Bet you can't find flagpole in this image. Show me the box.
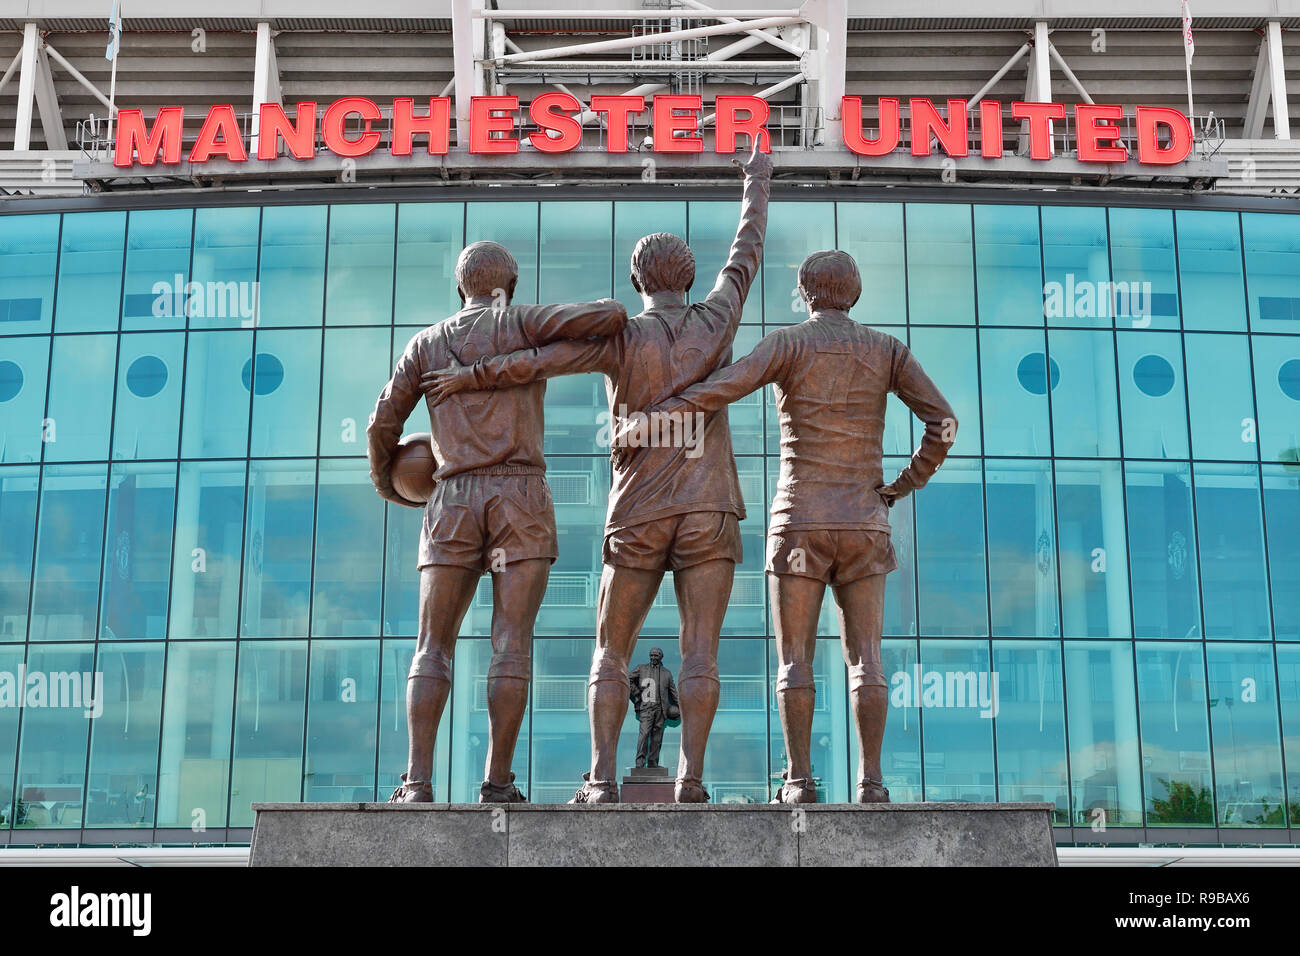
[1182,1,1195,121]
[107,2,120,148]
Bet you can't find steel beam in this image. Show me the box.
[1266,20,1290,139]
[42,43,115,114]
[477,9,802,19]
[251,22,282,153]
[1243,38,1270,139]
[32,45,67,150]
[14,23,39,151]
[491,17,803,65]
[0,51,20,96]
[680,0,805,57]
[967,42,1030,107]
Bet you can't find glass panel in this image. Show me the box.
[0,334,49,464]
[170,460,246,640]
[1262,465,1300,641]
[0,212,59,334]
[1242,212,1300,334]
[993,640,1069,822]
[1251,333,1300,463]
[882,640,922,801]
[916,640,996,801]
[1184,333,1258,461]
[1194,464,1270,641]
[915,459,988,637]
[1107,207,1180,331]
[1278,645,1300,823]
[907,326,980,455]
[723,456,766,637]
[539,201,612,303]
[395,202,463,327]
[768,638,849,801]
[537,456,607,637]
[1056,460,1132,638]
[708,639,768,803]
[979,328,1052,456]
[189,207,259,330]
[1064,641,1143,826]
[1176,210,1247,331]
[54,211,126,333]
[836,202,906,328]
[975,204,1044,326]
[112,331,184,460]
[1135,643,1214,827]
[614,201,686,314]
[1126,462,1200,640]
[312,459,384,637]
[241,459,315,638]
[466,202,538,304]
[100,462,175,641]
[1048,329,1120,458]
[121,208,193,331]
[320,327,393,456]
[257,206,326,327]
[229,640,307,825]
[84,643,165,827]
[156,641,235,829]
[180,330,253,459]
[378,639,451,799]
[905,203,974,325]
[0,467,38,641]
[304,640,379,801]
[248,328,322,459]
[883,455,916,637]
[1117,330,1189,460]
[29,465,106,642]
[449,639,530,801]
[1206,644,1286,827]
[531,638,604,804]
[383,498,422,638]
[0,646,21,825]
[44,333,116,462]
[12,644,95,829]
[764,202,835,325]
[1042,205,1110,329]
[727,326,765,456]
[687,201,760,324]
[325,203,395,326]
[986,459,1059,638]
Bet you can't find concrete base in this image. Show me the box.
[250,802,1057,867]
[620,766,675,803]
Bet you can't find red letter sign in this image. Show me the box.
[469,96,520,154]
[392,97,450,155]
[528,92,583,153]
[714,95,770,153]
[257,102,316,161]
[1010,102,1067,160]
[589,95,645,153]
[321,97,382,158]
[1075,104,1128,163]
[910,98,968,157]
[113,107,184,167]
[842,97,900,156]
[189,105,248,163]
[1135,106,1193,165]
[979,100,1004,158]
[653,95,703,153]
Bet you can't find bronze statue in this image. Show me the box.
[616,250,956,804]
[629,647,680,769]
[367,240,628,803]
[421,145,772,802]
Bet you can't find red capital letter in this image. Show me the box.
[714,95,770,153]
[469,96,520,154]
[1010,102,1067,160]
[1075,104,1128,163]
[653,95,703,153]
[979,100,1003,158]
[114,106,184,167]
[589,95,646,153]
[392,97,450,155]
[257,102,316,161]
[321,97,382,158]
[842,97,900,156]
[188,105,248,163]
[910,98,968,157]
[528,92,583,153]
[1136,106,1193,165]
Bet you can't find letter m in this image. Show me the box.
[114,107,185,167]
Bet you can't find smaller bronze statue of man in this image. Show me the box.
[628,647,680,769]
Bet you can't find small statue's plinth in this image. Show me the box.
[621,765,675,803]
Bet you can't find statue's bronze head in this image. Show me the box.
[629,233,695,297]
[455,240,518,305]
[797,249,862,312]
[649,647,664,665]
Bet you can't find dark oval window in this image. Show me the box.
[1133,354,1175,397]
[241,353,284,395]
[1016,353,1060,396]
[1279,358,1300,402]
[0,360,22,402]
[126,355,168,398]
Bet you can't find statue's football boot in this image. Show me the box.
[856,778,891,804]
[674,776,710,803]
[388,773,434,803]
[479,771,528,803]
[568,772,618,804]
[770,770,817,804]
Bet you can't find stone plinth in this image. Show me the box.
[620,766,675,803]
[250,802,1057,867]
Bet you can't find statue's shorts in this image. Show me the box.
[765,528,898,587]
[603,511,742,572]
[418,467,558,572]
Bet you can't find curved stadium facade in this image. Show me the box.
[0,0,1298,852]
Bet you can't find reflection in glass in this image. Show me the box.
[1176,210,1246,331]
[121,208,192,331]
[395,202,463,326]
[312,459,384,637]
[466,202,538,303]
[230,640,307,825]
[0,212,58,333]
[30,465,106,641]
[449,639,530,801]
[379,639,451,798]
[12,644,95,828]
[1126,461,1200,640]
[0,646,21,825]
[248,329,321,459]
[1108,207,1179,330]
[1206,644,1285,826]
[156,641,235,828]
[1263,466,1300,641]
[54,211,125,333]
[241,460,315,638]
[189,207,259,330]
[320,327,393,456]
[170,461,245,639]
[908,326,981,455]
[975,204,1043,325]
[44,334,116,463]
[0,468,37,641]
[916,640,995,801]
[100,463,175,641]
[987,459,1059,637]
[1056,461,1131,638]
[769,639,848,801]
[764,202,834,325]
[180,330,253,459]
[1250,334,1300,463]
[1277,645,1300,823]
[1136,643,1214,827]
[1042,205,1110,329]
[0,335,49,463]
[915,459,987,637]
[326,203,395,325]
[258,206,326,326]
[113,332,184,460]
[906,203,974,325]
[539,202,612,304]
[882,640,921,801]
[1064,641,1142,826]
[1184,333,1257,461]
[1242,212,1300,333]
[305,641,379,800]
[993,640,1068,821]
[1117,331,1189,459]
[1048,330,1120,457]
[85,643,165,826]
[1194,464,1270,640]
[836,202,906,327]
[687,201,761,324]
[980,328,1051,456]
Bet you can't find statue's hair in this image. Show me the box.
[630,233,695,295]
[797,250,862,311]
[649,646,665,657]
[456,241,518,299]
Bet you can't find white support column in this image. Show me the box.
[1244,38,1270,139]
[251,22,282,153]
[32,45,67,150]
[451,0,485,147]
[14,23,39,150]
[1266,21,1291,140]
[1033,21,1052,104]
[805,0,847,148]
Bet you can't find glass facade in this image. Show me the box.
[1,194,1298,841]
